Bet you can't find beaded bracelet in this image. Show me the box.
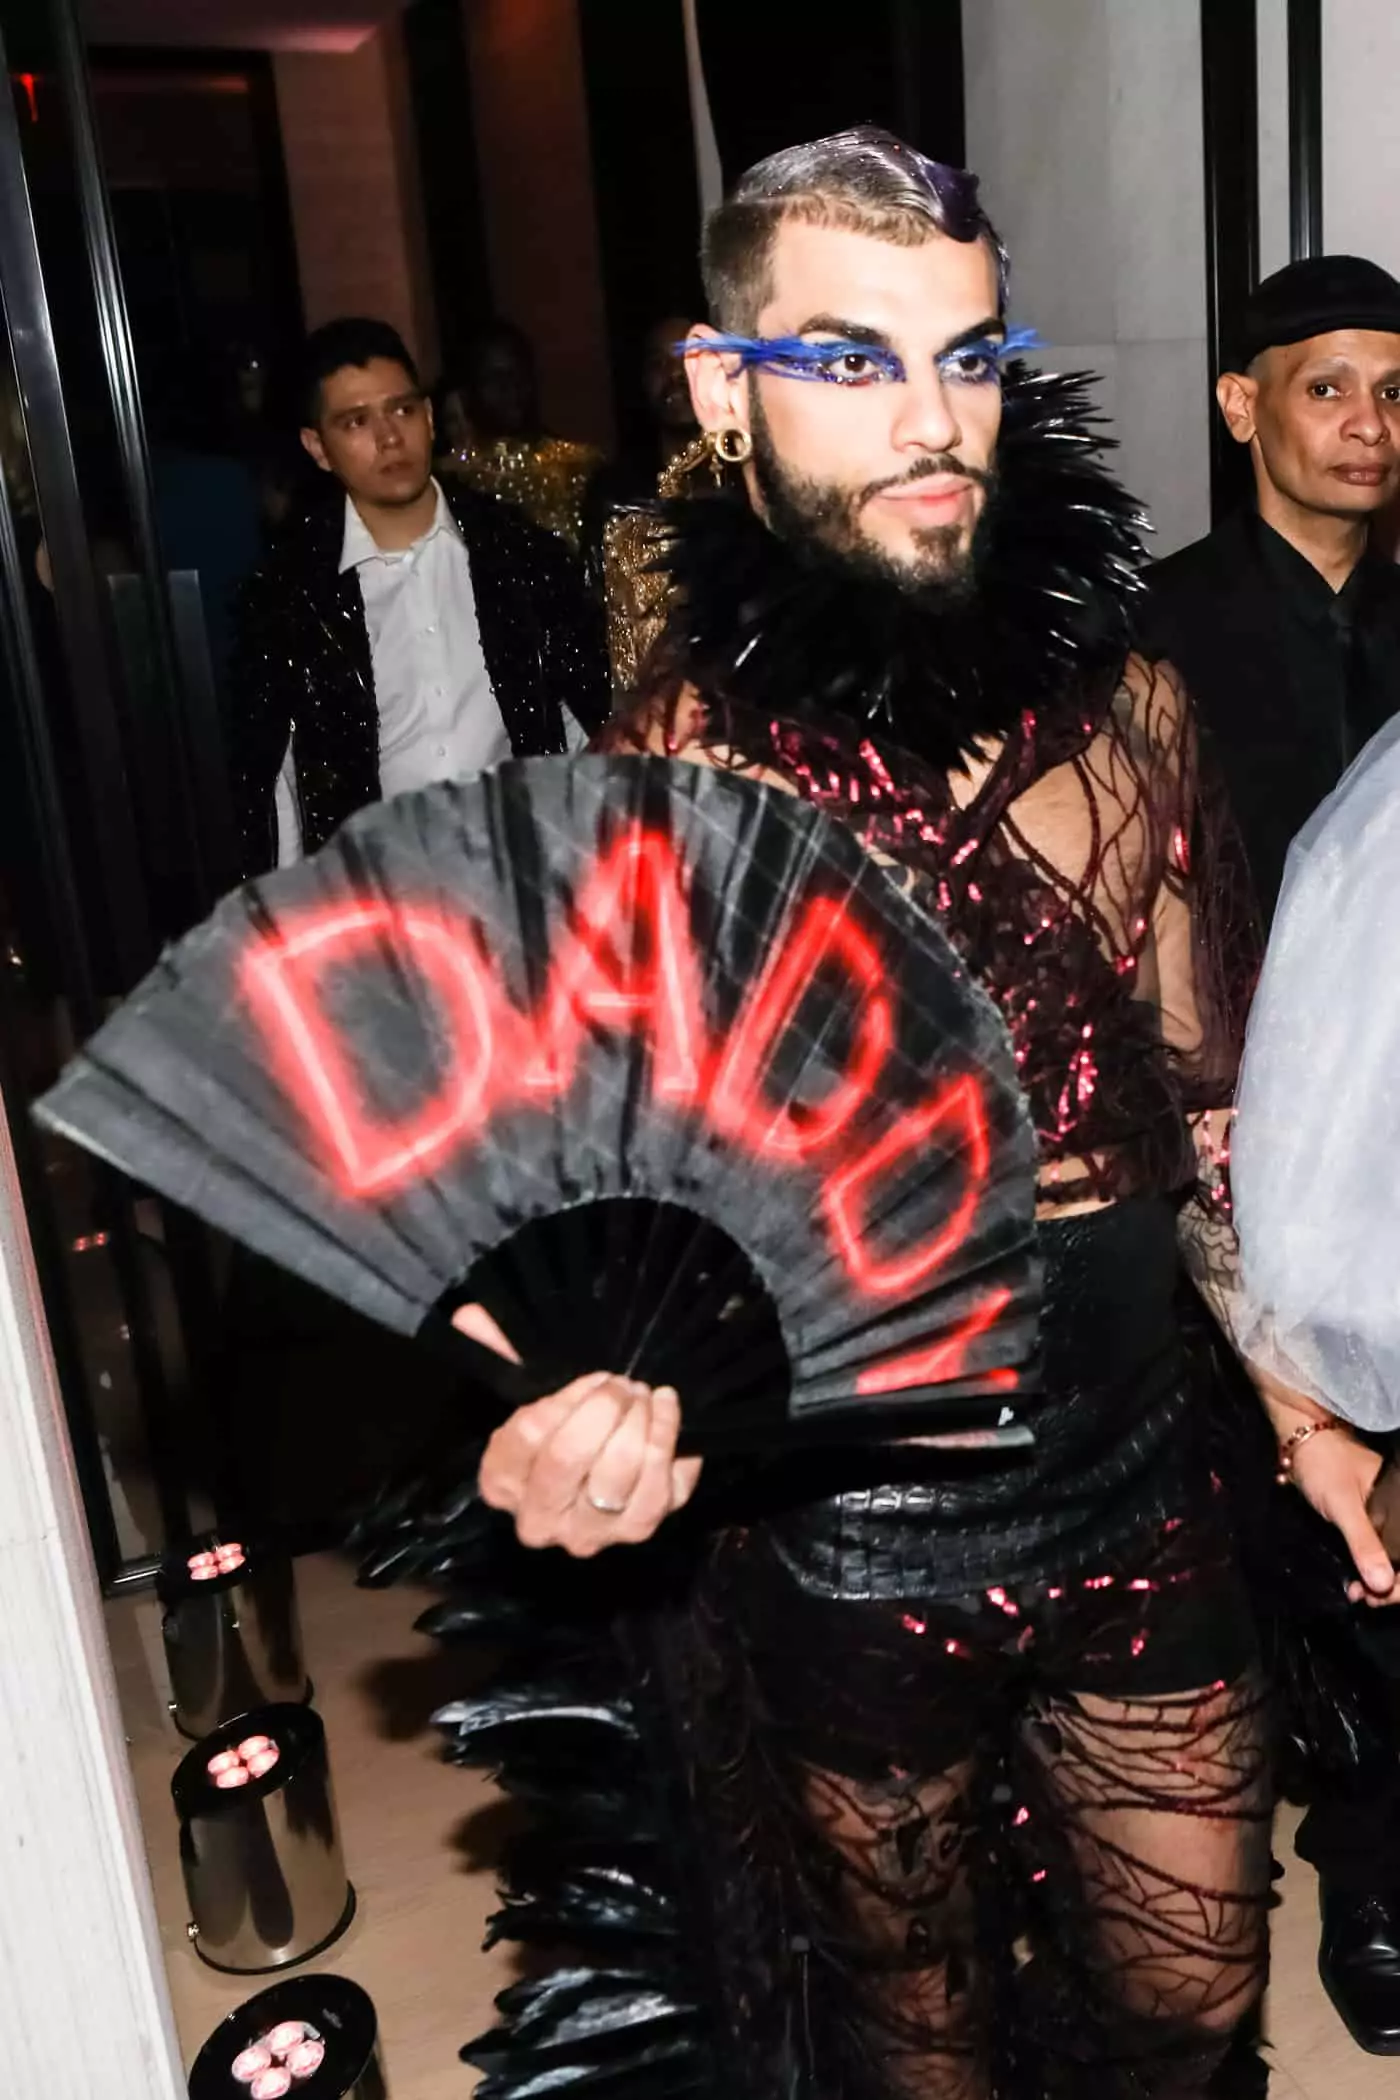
[1275,1416,1343,1485]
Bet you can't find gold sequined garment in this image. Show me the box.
[601,435,741,694]
[601,508,671,695]
[442,437,603,551]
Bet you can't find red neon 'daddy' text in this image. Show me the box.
[710,895,894,1157]
[524,829,706,1102]
[239,828,1010,1383]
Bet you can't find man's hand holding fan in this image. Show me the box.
[38,756,1041,1551]
[454,1304,702,1556]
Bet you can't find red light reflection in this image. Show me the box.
[188,1541,246,1581]
[233,2018,324,2092]
[208,1733,281,1790]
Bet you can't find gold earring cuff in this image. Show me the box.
[713,426,753,465]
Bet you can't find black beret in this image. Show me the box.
[1231,254,1400,369]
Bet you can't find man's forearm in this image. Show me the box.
[1177,1194,1332,1434]
[1176,1190,1245,1345]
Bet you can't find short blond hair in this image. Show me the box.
[702,125,1007,333]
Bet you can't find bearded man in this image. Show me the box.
[367,129,1364,2099]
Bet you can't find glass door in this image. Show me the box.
[0,0,268,1586]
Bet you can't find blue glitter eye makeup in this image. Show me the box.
[938,329,1041,384]
[681,325,1040,388]
[697,336,907,385]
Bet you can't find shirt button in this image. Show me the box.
[423,623,436,635]
[435,744,447,759]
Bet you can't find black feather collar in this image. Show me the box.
[652,367,1148,774]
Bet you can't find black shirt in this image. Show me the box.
[1253,516,1383,771]
[1138,509,1400,925]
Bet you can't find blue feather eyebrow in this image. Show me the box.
[680,325,1040,384]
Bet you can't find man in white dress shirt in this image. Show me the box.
[228,317,608,880]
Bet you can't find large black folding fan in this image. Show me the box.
[38,755,1041,1452]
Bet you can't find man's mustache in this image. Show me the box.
[861,455,994,503]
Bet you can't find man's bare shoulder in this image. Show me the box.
[1114,648,1193,760]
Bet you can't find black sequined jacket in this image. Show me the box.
[225,481,609,879]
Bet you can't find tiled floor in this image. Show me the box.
[108,1554,1400,2098]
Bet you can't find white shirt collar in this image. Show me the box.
[339,477,456,573]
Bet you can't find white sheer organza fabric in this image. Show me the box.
[1233,715,1400,1429]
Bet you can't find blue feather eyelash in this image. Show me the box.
[680,325,1041,386]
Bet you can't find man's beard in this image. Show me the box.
[749,391,996,605]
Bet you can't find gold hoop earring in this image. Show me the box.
[712,425,753,465]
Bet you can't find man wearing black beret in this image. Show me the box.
[1140,254,1400,2054]
[1141,255,1400,922]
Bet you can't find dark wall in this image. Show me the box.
[402,0,492,381]
[575,2,967,456]
[695,0,965,180]
[577,0,704,457]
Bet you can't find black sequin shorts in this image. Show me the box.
[714,1495,1259,1788]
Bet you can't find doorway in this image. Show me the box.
[0,0,301,1589]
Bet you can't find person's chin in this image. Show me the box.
[373,468,431,503]
[1323,470,1398,512]
[869,520,969,574]
[869,538,932,580]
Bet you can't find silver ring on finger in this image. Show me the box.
[585,1488,629,1515]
